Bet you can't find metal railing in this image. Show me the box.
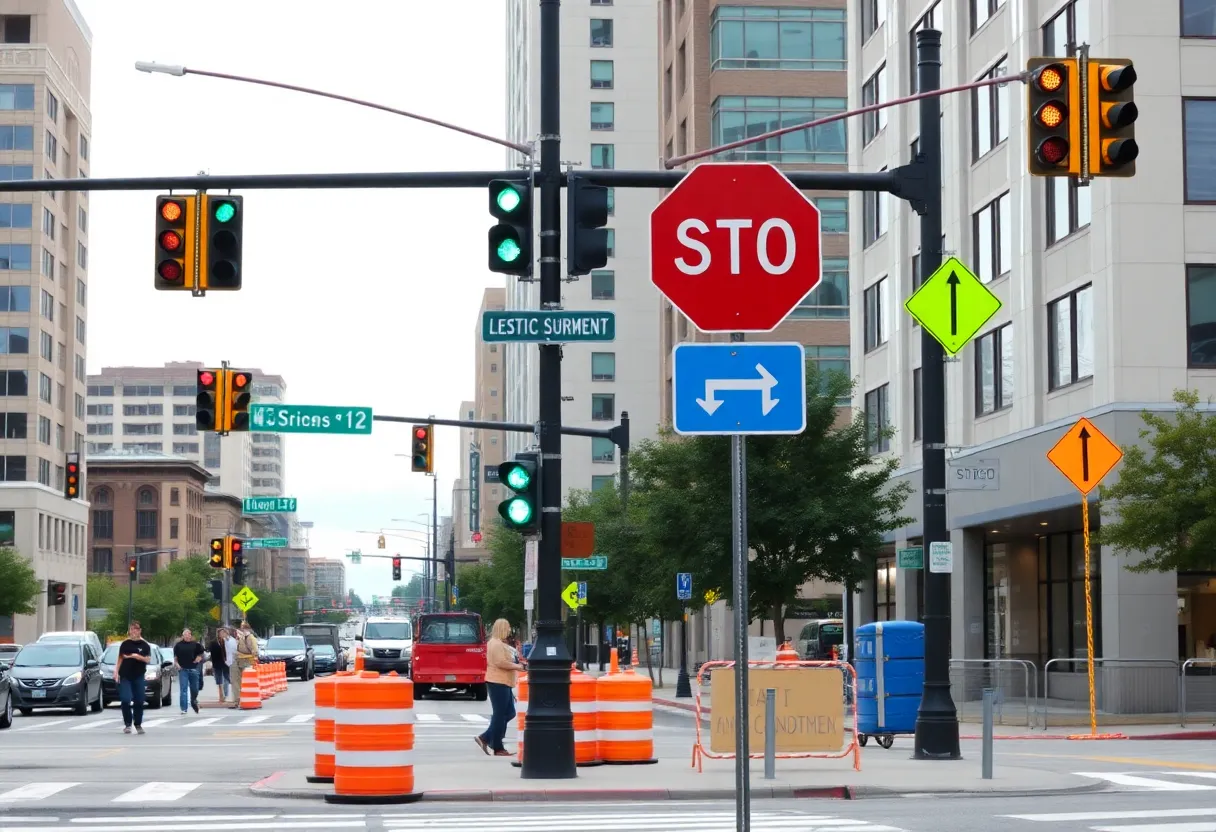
[1180,658,1216,727]
[1042,658,1180,727]
[949,659,1038,728]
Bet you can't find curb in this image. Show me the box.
[1128,730,1216,740]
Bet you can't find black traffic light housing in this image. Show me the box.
[128,558,138,582]
[197,368,222,432]
[411,424,433,473]
[225,370,254,432]
[488,178,533,276]
[232,538,245,585]
[392,557,402,581]
[566,175,610,276]
[1087,59,1138,177]
[64,452,80,499]
[1026,57,1080,177]
[204,194,243,290]
[155,194,195,290]
[47,581,66,606]
[210,579,224,602]
[497,450,541,535]
[210,538,225,568]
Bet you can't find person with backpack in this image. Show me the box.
[229,621,259,708]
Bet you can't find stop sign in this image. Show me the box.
[650,163,822,332]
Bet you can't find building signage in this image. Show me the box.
[484,464,500,483]
[468,449,481,533]
[947,458,1001,491]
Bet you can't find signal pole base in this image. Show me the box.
[912,683,961,760]
[520,619,577,779]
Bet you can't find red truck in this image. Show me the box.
[410,612,487,701]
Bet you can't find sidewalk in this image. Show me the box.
[251,753,1103,803]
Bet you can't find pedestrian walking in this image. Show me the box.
[114,621,152,734]
[209,628,230,704]
[230,620,258,709]
[173,628,205,714]
[474,618,525,757]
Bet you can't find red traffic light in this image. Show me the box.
[414,427,428,440]
[472,532,483,543]
[1037,136,1070,165]
[160,200,184,223]
[392,557,401,567]
[231,540,243,554]
[128,558,137,573]
[157,260,184,282]
[199,370,215,387]
[158,230,183,252]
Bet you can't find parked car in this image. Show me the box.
[0,644,20,670]
[410,612,487,701]
[259,635,315,680]
[0,663,12,728]
[37,631,103,656]
[7,641,103,716]
[311,643,345,674]
[99,643,174,709]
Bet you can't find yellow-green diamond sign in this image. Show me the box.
[232,586,259,613]
[904,256,1001,355]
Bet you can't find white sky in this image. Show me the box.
[75,0,506,599]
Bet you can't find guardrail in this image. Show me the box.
[949,658,1038,729]
[1042,658,1180,728]
[1180,658,1216,727]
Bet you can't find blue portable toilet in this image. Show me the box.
[854,621,924,737]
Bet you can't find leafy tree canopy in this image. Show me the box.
[0,548,41,619]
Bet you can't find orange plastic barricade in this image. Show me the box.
[353,646,365,672]
[307,673,340,784]
[596,649,656,765]
[776,641,799,663]
[691,659,861,773]
[571,666,601,766]
[278,661,287,691]
[512,673,528,767]
[238,665,262,710]
[257,664,270,699]
[323,670,422,805]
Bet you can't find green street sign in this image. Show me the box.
[482,310,616,343]
[561,555,608,570]
[244,537,289,549]
[243,496,297,514]
[348,550,362,564]
[897,547,924,569]
[249,404,373,435]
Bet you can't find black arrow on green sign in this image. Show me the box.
[947,271,960,336]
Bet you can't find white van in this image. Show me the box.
[357,616,413,674]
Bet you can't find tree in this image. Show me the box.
[1098,389,1216,572]
[347,590,364,609]
[454,526,526,625]
[0,548,41,619]
[100,556,218,643]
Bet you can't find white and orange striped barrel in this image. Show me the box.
[596,666,655,763]
[239,665,262,710]
[571,666,600,765]
[776,641,799,663]
[515,673,528,763]
[325,671,418,803]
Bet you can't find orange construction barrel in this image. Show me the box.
[572,666,601,766]
[596,665,657,765]
[323,670,423,805]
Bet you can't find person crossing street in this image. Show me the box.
[173,628,205,714]
[114,621,152,734]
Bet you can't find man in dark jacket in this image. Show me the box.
[172,628,205,714]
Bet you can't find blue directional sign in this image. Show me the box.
[672,343,807,436]
[677,572,692,601]
[577,581,588,603]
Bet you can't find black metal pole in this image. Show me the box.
[522,0,575,779]
[676,607,692,698]
[912,28,961,761]
[127,571,135,629]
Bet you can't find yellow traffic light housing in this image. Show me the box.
[1087,59,1138,177]
[1026,57,1080,177]
[224,370,254,432]
[155,195,197,290]
[411,424,434,474]
[210,538,225,569]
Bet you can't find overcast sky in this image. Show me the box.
[75,0,506,599]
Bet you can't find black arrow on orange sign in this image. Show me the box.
[1079,426,1090,482]
[947,272,960,336]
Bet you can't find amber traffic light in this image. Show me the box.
[1026,57,1080,177]
[224,370,254,432]
[1087,59,1138,177]
[210,538,225,569]
[155,195,197,290]
[128,558,139,581]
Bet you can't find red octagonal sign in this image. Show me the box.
[650,163,822,333]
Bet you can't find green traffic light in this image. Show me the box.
[213,202,236,223]
[496,238,522,263]
[504,497,534,526]
[503,464,531,490]
[495,186,522,213]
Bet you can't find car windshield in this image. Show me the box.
[15,644,82,667]
[102,645,121,663]
[313,645,336,656]
[38,635,83,643]
[266,637,306,651]
[417,617,481,645]
[364,622,411,641]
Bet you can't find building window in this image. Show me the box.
[862,64,887,144]
[37,457,49,486]
[590,102,614,130]
[591,352,616,381]
[38,330,50,361]
[975,323,1013,415]
[0,84,34,110]
[591,437,615,463]
[1,412,26,438]
[0,455,25,481]
[0,243,31,270]
[1186,265,1216,367]
[591,475,615,492]
[1032,532,1101,666]
[37,415,49,445]
[1047,284,1094,390]
[605,187,614,215]
[591,270,615,299]
[909,2,940,93]
[92,509,113,540]
[861,0,886,40]
[972,0,1006,31]
[0,285,28,311]
[91,547,113,573]
[0,166,32,183]
[590,144,614,169]
[590,59,614,89]
[912,368,922,440]
[1184,99,1216,203]
[710,96,846,164]
[77,243,87,270]
[590,18,613,47]
[813,197,848,233]
[973,191,1011,283]
[972,57,1009,160]
[136,510,158,540]
[0,125,33,150]
[0,326,28,355]
[805,345,851,406]
[605,229,615,257]
[169,517,179,540]
[44,130,57,165]
[864,384,890,454]
[591,393,615,421]
[863,277,890,352]
[863,176,889,246]
[1183,0,1216,36]
[1042,1,1091,244]
[170,487,180,506]
[0,203,31,229]
[709,6,846,71]
[793,258,847,319]
[38,372,50,402]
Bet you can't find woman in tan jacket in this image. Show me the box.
[474,618,525,756]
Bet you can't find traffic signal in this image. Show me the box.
[231,538,245,585]
[204,194,244,290]
[64,452,80,500]
[392,557,402,581]
[1087,59,1138,177]
[210,538,225,569]
[488,178,532,276]
[224,370,254,432]
[196,368,224,432]
[411,424,433,473]
[128,558,138,582]
[47,581,66,606]
[497,451,540,534]
[566,174,610,276]
[154,194,196,290]
[1026,57,1080,177]
[377,535,386,549]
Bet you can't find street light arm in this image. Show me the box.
[135,62,533,156]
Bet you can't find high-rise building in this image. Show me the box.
[848,0,1216,697]
[308,557,346,602]
[0,0,93,644]
[503,0,662,498]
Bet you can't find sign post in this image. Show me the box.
[650,161,821,830]
[676,572,693,698]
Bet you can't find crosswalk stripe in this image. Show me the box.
[461,714,488,722]
[185,717,223,727]
[378,814,901,830]
[138,718,177,729]
[1005,807,1216,822]
[1074,772,1216,791]
[286,714,313,723]
[69,719,119,730]
[239,715,271,724]
[112,781,201,802]
[0,782,79,801]
[1092,824,1216,832]
[14,719,69,731]
[415,713,442,721]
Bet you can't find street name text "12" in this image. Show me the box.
[249,404,373,435]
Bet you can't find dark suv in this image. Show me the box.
[100,643,174,708]
[260,635,315,680]
[7,642,103,715]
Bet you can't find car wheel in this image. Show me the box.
[162,682,172,707]
[19,707,32,716]
[90,685,102,713]
[415,684,430,700]
[73,690,88,716]
[0,694,12,728]
[473,684,488,702]
[149,683,163,709]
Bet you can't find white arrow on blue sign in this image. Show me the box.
[577,581,587,602]
[677,572,692,601]
[672,342,807,436]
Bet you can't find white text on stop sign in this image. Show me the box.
[674,218,797,276]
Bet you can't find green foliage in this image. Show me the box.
[391,575,427,600]
[1098,389,1216,572]
[0,547,41,618]
[454,525,525,625]
[347,590,364,608]
[99,556,218,643]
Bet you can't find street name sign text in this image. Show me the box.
[250,404,373,435]
[482,310,616,343]
[243,496,297,514]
